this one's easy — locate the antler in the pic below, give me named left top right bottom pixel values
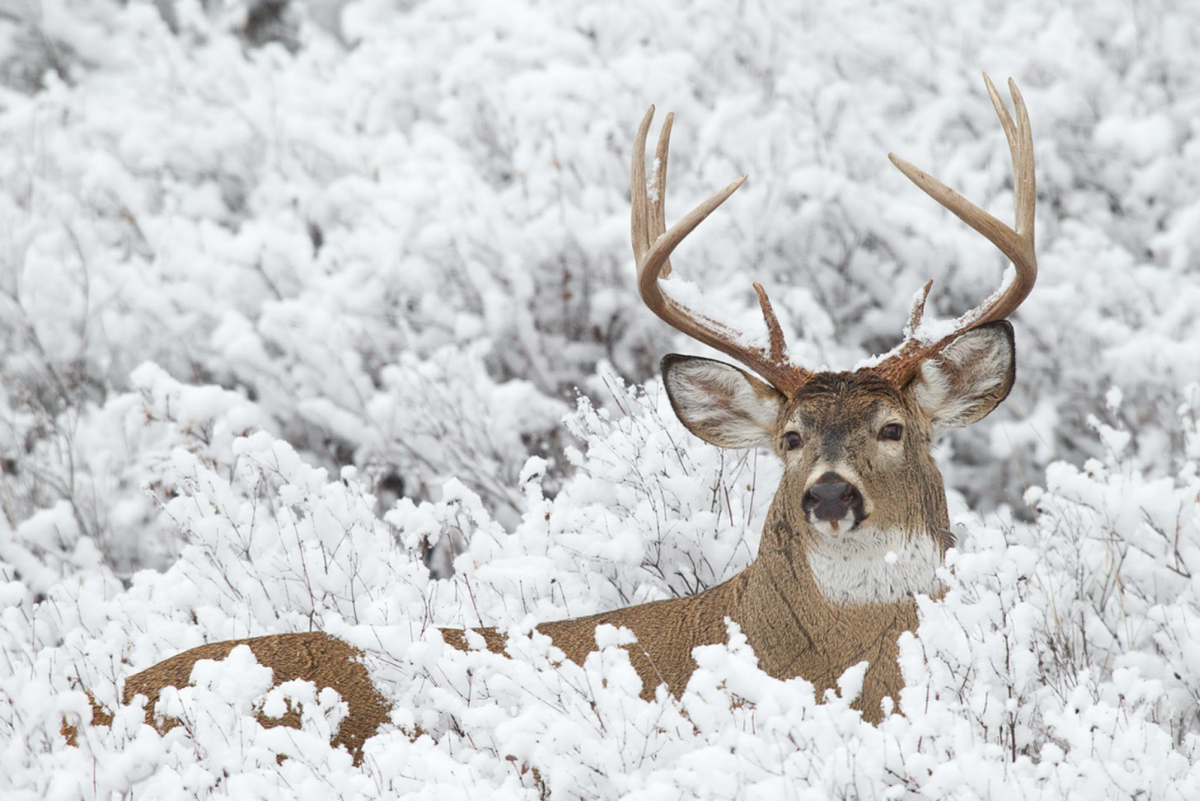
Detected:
left=631, top=107, right=811, bottom=397
left=875, top=74, right=1037, bottom=387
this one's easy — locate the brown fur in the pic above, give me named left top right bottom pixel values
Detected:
left=69, top=633, right=390, bottom=765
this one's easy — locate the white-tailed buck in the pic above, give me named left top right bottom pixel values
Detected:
left=75, top=75, right=1036, bottom=764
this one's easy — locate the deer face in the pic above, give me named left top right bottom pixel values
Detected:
left=662, top=321, right=1016, bottom=601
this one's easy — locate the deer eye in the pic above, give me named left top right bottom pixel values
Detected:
left=879, top=423, right=904, bottom=441
left=783, top=432, right=802, bottom=451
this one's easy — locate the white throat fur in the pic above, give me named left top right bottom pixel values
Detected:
left=805, top=526, right=942, bottom=605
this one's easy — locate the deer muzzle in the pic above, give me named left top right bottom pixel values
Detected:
left=802, top=471, right=865, bottom=533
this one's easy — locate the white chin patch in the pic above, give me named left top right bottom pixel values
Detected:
left=809, top=512, right=858, bottom=540
left=806, top=527, right=941, bottom=605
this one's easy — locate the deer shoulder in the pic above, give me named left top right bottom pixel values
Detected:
left=75, top=75, right=1036, bottom=761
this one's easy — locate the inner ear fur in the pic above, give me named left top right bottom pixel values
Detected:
left=910, top=321, right=1016, bottom=434
left=661, top=354, right=785, bottom=450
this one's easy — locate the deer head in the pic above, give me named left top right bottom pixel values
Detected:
left=633, top=74, right=1035, bottom=605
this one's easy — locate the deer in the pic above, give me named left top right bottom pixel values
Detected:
left=71, top=75, right=1035, bottom=765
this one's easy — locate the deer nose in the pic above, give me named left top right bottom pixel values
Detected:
left=802, top=472, right=864, bottom=522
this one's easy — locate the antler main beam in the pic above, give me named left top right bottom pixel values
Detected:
left=631, top=107, right=810, bottom=397
left=876, top=74, right=1037, bottom=386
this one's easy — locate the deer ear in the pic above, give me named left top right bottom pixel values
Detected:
left=662, top=354, right=784, bottom=449
left=912, top=321, right=1016, bottom=435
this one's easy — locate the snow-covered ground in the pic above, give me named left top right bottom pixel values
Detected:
left=2, top=0, right=1200, bottom=797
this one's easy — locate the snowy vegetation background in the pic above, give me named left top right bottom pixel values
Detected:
left=2, top=0, right=1199, bottom=797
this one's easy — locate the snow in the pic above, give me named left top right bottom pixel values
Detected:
left=2, top=0, right=1200, bottom=798
left=656, top=272, right=775, bottom=354
left=646, top=157, right=662, bottom=203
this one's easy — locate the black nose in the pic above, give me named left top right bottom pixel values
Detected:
left=802, top=471, right=864, bottom=523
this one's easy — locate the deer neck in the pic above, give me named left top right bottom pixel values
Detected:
left=726, top=499, right=933, bottom=701
left=751, top=467, right=947, bottom=606
left=734, top=472, right=945, bottom=656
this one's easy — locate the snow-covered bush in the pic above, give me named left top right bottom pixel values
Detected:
left=3, top=0, right=1198, bottom=572
left=5, top=369, right=1200, bottom=798
left=3, top=0, right=1200, bottom=797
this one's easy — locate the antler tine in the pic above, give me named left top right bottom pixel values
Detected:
left=632, top=106, right=808, bottom=396
left=877, top=74, right=1037, bottom=387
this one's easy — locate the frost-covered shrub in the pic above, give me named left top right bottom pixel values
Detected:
left=3, top=0, right=1199, bottom=576
left=6, top=369, right=1200, bottom=798
left=889, top=394, right=1200, bottom=795
left=4, top=0, right=1200, bottom=797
